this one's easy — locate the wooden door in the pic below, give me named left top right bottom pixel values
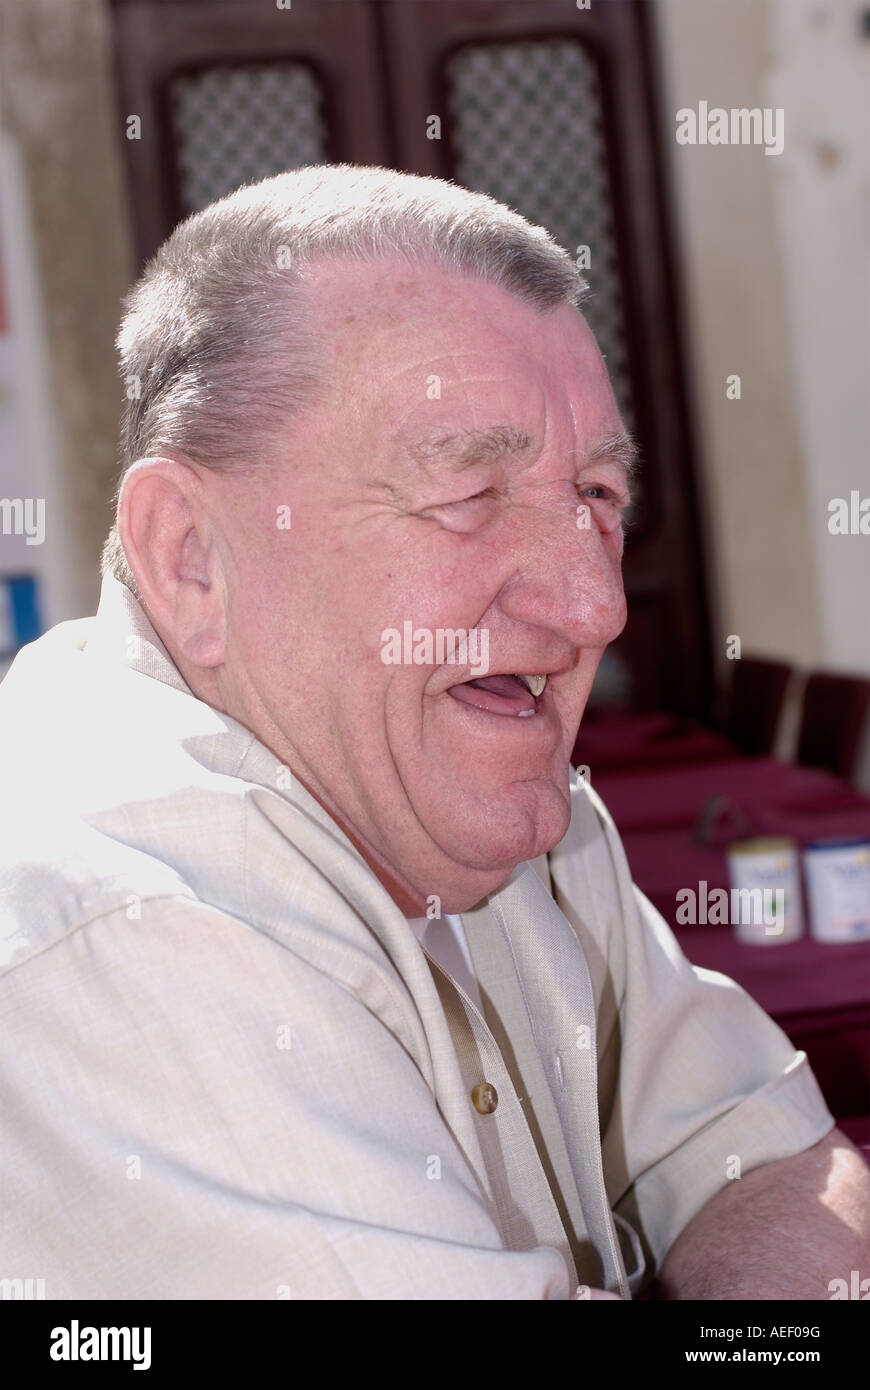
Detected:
left=110, top=0, right=713, bottom=715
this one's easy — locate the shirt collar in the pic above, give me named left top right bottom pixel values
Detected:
left=83, top=575, right=541, bottom=917
left=83, top=572, right=193, bottom=696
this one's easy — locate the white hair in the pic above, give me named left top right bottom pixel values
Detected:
left=101, top=163, right=587, bottom=596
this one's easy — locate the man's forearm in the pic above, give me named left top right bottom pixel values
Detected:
left=655, top=1128, right=870, bottom=1300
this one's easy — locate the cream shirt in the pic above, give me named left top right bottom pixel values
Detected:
left=0, top=575, right=835, bottom=1299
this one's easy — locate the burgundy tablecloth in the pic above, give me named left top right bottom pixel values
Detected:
left=614, top=817, right=870, bottom=932
left=573, top=709, right=736, bottom=773
left=593, top=756, right=867, bottom=834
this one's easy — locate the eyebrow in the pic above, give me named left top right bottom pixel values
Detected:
left=401, top=424, right=535, bottom=472
left=400, top=423, right=641, bottom=482
left=582, top=429, right=642, bottom=481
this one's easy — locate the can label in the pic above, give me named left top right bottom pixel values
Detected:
left=804, top=842, right=870, bottom=942
left=726, top=838, right=804, bottom=944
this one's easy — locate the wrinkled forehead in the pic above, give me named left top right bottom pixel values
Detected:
left=303, top=256, right=621, bottom=467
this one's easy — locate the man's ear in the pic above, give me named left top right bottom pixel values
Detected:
left=117, top=456, right=227, bottom=668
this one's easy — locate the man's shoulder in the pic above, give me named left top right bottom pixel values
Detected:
left=0, top=617, right=256, bottom=976
left=0, top=812, right=199, bottom=977
left=0, top=624, right=402, bottom=994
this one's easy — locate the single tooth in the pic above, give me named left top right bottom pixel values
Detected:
left=525, top=674, right=547, bottom=697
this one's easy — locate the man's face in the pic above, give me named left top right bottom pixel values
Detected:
left=212, top=257, right=631, bottom=913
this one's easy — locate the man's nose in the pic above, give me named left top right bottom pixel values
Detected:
left=495, top=499, right=628, bottom=650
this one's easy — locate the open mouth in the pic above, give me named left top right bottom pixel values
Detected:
left=446, top=673, right=548, bottom=718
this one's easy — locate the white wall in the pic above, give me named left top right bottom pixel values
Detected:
left=0, top=0, right=135, bottom=629
left=655, top=0, right=870, bottom=785
left=0, top=128, right=75, bottom=678
left=767, top=0, right=870, bottom=674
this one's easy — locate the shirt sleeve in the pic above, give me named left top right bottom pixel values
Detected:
left=0, top=896, right=570, bottom=1300
left=550, top=784, right=836, bottom=1277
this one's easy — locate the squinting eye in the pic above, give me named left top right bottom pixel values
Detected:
left=418, top=487, right=498, bottom=527
left=449, top=488, right=495, bottom=506
left=450, top=492, right=491, bottom=508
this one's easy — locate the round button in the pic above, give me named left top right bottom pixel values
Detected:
left=472, top=1082, right=498, bottom=1115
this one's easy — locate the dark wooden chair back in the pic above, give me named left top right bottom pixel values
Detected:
left=796, top=672, right=870, bottom=780
left=722, top=655, right=793, bottom=757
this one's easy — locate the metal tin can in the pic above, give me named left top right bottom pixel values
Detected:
left=803, top=837, right=870, bottom=943
left=726, top=837, right=804, bottom=944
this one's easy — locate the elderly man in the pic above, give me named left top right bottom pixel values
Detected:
left=0, top=165, right=867, bottom=1301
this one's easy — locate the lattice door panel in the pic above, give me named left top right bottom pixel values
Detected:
left=170, top=63, right=329, bottom=214
left=445, top=39, right=635, bottom=436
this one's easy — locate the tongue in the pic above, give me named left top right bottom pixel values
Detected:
left=447, top=673, right=536, bottom=717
